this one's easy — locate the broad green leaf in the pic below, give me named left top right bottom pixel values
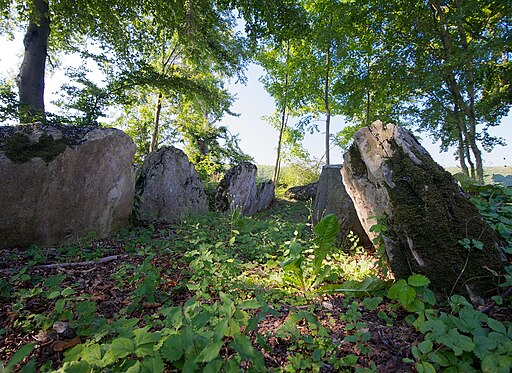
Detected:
left=54, top=361, right=90, bottom=373
left=160, top=334, right=184, bottom=362
left=140, top=354, right=164, bottom=373
left=194, top=340, right=224, bottom=363
left=473, top=335, right=498, bottom=360
left=437, top=329, right=475, bottom=356
left=214, top=319, right=229, bottom=340
left=133, top=328, right=161, bottom=357
left=408, top=274, right=430, bottom=287
left=54, top=299, right=66, bottom=314
left=109, top=337, right=135, bottom=359
left=61, top=287, right=75, bottom=297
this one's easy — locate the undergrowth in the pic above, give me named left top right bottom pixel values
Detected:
left=1, top=192, right=511, bottom=372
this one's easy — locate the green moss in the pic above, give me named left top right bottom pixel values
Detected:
left=383, top=142, right=505, bottom=301
left=1, top=132, right=68, bottom=163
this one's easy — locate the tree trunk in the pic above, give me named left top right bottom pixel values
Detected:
left=324, top=39, right=332, bottom=165
left=150, top=92, right=163, bottom=153
left=17, top=0, right=50, bottom=123
left=273, top=42, right=290, bottom=184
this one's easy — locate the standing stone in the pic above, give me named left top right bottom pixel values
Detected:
left=215, top=162, right=274, bottom=215
left=342, top=121, right=506, bottom=303
left=284, top=182, right=318, bottom=201
left=136, top=146, right=208, bottom=221
left=312, top=165, right=372, bottom=249
left=0, top=123, right=135, bottom=249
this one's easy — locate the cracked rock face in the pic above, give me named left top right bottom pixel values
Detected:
left=136, top=146, right=208, bottom=221
left=342, top=121, right=506, bottom=303
left=0, top=123, right=136, bottom=249
left=215, top=162, right=274, bottom=216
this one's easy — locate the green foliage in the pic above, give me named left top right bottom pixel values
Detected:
left=0, top=344, right=35, bottom=373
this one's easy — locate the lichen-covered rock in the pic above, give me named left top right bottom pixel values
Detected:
left=215, top=162, right=274, bottom=215
left=284, top=182, right=318, bottom=201
left=135, top=146, right=208, bottom=221
left=342, top=121, right=506, bottom=303
left=0, top=123, right=135, bottom=249
left=312, top=165, right=371, bottom=249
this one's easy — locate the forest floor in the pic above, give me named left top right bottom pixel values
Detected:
left=0, top=199, right=511, bottom=372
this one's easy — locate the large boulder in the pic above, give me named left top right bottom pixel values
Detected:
left=284, top=182, right=318, bottom=201
left=215, top=162, right=274, bottom=215
left=135, top=146, right=208, bottom=221
left=312, top=165, right=372, bottom=249
left=0, top=123, right=135, bottom=249
left=342, top=121, right=506, bottom=303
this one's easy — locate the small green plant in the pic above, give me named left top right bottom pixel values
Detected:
left=280, top=214, right=339, bottom=295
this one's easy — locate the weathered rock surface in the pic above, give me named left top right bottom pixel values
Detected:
left=215, top=162, right=274, bottom=215
left=0, top=123, right=135, bottom=249
left=342, top=121, right=506, bottom=303
left=284, top=182, right=318, bottom=201
left=312, top=165, right=372, bottom=249
left=136, top=146, right=208, bottom=221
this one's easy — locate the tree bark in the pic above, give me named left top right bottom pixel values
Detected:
left=324, top=39, right=332, bottom=165
left=17, top=0, right=50, bottom=123
left=150, top=92, right=163, bottom=153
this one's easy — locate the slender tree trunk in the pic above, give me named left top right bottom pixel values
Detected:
left=150, top=92, right=163, bottom=153
left=453, top=106, right=469, bottom=176
left=324, top=39, right=332, bottom=166
left=431, top=0, right=484, bottom=183
left=273, top=42, right=290, bottom=184
left=17, top=0, right=50, bottom=123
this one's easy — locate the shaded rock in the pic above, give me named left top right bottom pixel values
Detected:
left=312, top=165, right=372, bottom=249
left=136, top=146, right=208, bottom=221
left=342, top=121, right=506, bottom=303
left=284, top=182, right=318, bottom=201
left=0, top=123, right=135, bottom=249
left=215, top=162, right=274, bottom=215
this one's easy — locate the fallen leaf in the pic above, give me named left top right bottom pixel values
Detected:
left=52, top=337, right=81, bottom=352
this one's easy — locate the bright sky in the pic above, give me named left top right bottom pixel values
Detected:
left=1, top=34, right=511, bottom=168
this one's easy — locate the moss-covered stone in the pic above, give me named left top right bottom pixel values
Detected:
left=1, top=132, right=68, bottom=163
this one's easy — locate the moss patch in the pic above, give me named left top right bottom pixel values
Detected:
left=383, top=142, right=505, bottom=301
left=1, top=132, right=68, bottom=163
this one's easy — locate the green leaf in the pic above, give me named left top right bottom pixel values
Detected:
left=487, top=318, right=507, bottom=334
left=133, top=328, right=161, bottom=357
left=54, top=361, right=90, bottom=373
left=61, top=287, right=75, bottom=297
left=5, top=344, right=35, bottom=373
left=408, top=274, right=430, bottom=287
left=362, top=296, right=383, bottom=311
left=160, top=335, right=184, bottom=362
left=237, top=298, right=261, bottom=309
left=481, top=353, right=512, bottom=373
left=55, top=298, right=67, bottom=315
left=140, top=354, right=164, bottom=373
left=418, top=340, right=433, bottom=354
left=194, top=340, right=224, bottom=363
left=125, top=361, right=140, bottom=373
left=109, top=337, right=135, bottom=359
left=415, top=361, right=436, bottom=373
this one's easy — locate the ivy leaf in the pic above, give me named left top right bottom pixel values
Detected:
left=408, top=274, right=430, bottom=287
left=194, top=340, right=224, bottom=363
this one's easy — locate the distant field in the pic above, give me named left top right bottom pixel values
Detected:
left=445, top=166, right=512, bottom=184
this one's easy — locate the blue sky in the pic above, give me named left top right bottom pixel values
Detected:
left=1, top=34, right=510, bottom=168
